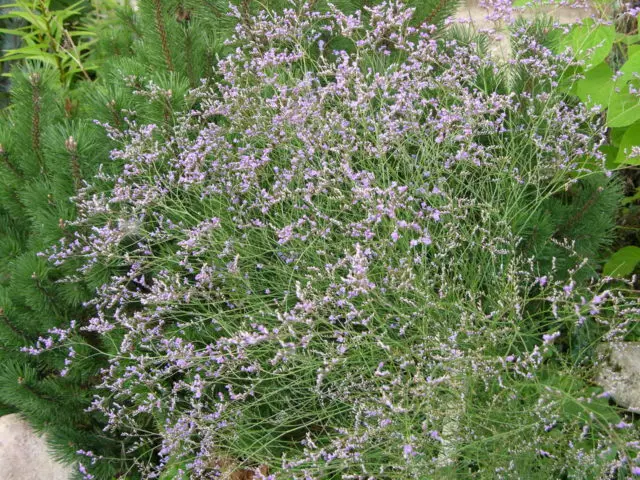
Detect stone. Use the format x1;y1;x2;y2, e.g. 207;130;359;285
207;456;270;479
0;414;72;480
595;342;640;412
454;0;596;60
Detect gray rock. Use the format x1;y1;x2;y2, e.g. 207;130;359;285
595;342;640;412
0;414;73;480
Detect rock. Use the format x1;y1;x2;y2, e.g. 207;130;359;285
595;342;640;412
454;0;595;60
208;456;270;479
0;414;72;480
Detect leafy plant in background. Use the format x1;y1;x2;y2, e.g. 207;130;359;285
551;2;640;277
33;2;639;478
0;0;18;105
0;0;233;477
0;0;97;87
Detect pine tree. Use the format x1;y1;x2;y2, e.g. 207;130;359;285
0;65;135;479
0;1;464;478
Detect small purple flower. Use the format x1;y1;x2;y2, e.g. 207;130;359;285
563;281;575;296
542;331;561;345
615;421;632;429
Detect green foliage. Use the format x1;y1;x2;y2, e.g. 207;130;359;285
575;60;614;107
560;19;616;69
606;51;640;128
561;13;640;133
0;0;96;87
1;0;626;477
544;5;640;277
604;245;640;276
516;174;622;280
616;121;640;165
42;4;637;476
0;65;135;478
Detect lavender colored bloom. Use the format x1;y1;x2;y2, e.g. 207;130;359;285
38;2;639;478
403;444;416;458
542;331;561;345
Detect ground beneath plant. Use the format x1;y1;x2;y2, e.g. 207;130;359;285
0;414;72;480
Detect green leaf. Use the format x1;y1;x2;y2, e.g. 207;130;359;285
616;33;640;45
610;128;626;147
67;30;97;37
598;145;619;170
603;246;640;277
1;10;48;32
607;90;640;127
0;27;32;37
615;122;640;165
605;52;640;127
561;20;615;70
616;51;640;85
575;62;613;107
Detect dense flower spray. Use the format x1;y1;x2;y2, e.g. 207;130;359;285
37;2;639;478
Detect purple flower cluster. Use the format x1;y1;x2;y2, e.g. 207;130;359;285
41;2;639;478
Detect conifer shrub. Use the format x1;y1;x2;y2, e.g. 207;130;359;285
0;0;237;476
28;1;640;479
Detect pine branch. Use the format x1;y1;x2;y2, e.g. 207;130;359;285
0;144;22;179
16;377;56;408
106;100;123;131
29;73;44;171
152;0;174;72
184;31;196;88
66;136;82;192
64;98;77;119
425;0;452;26
559;186;603;234
0;308;30;341
31;274;61;318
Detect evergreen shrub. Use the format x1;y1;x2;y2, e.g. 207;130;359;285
0;0;238;476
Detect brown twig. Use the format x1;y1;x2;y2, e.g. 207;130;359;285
66;136;82;191
29;73;43;171
425;0;451;26
153;0;174;71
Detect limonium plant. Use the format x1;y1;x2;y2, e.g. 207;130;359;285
33;2;639;478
